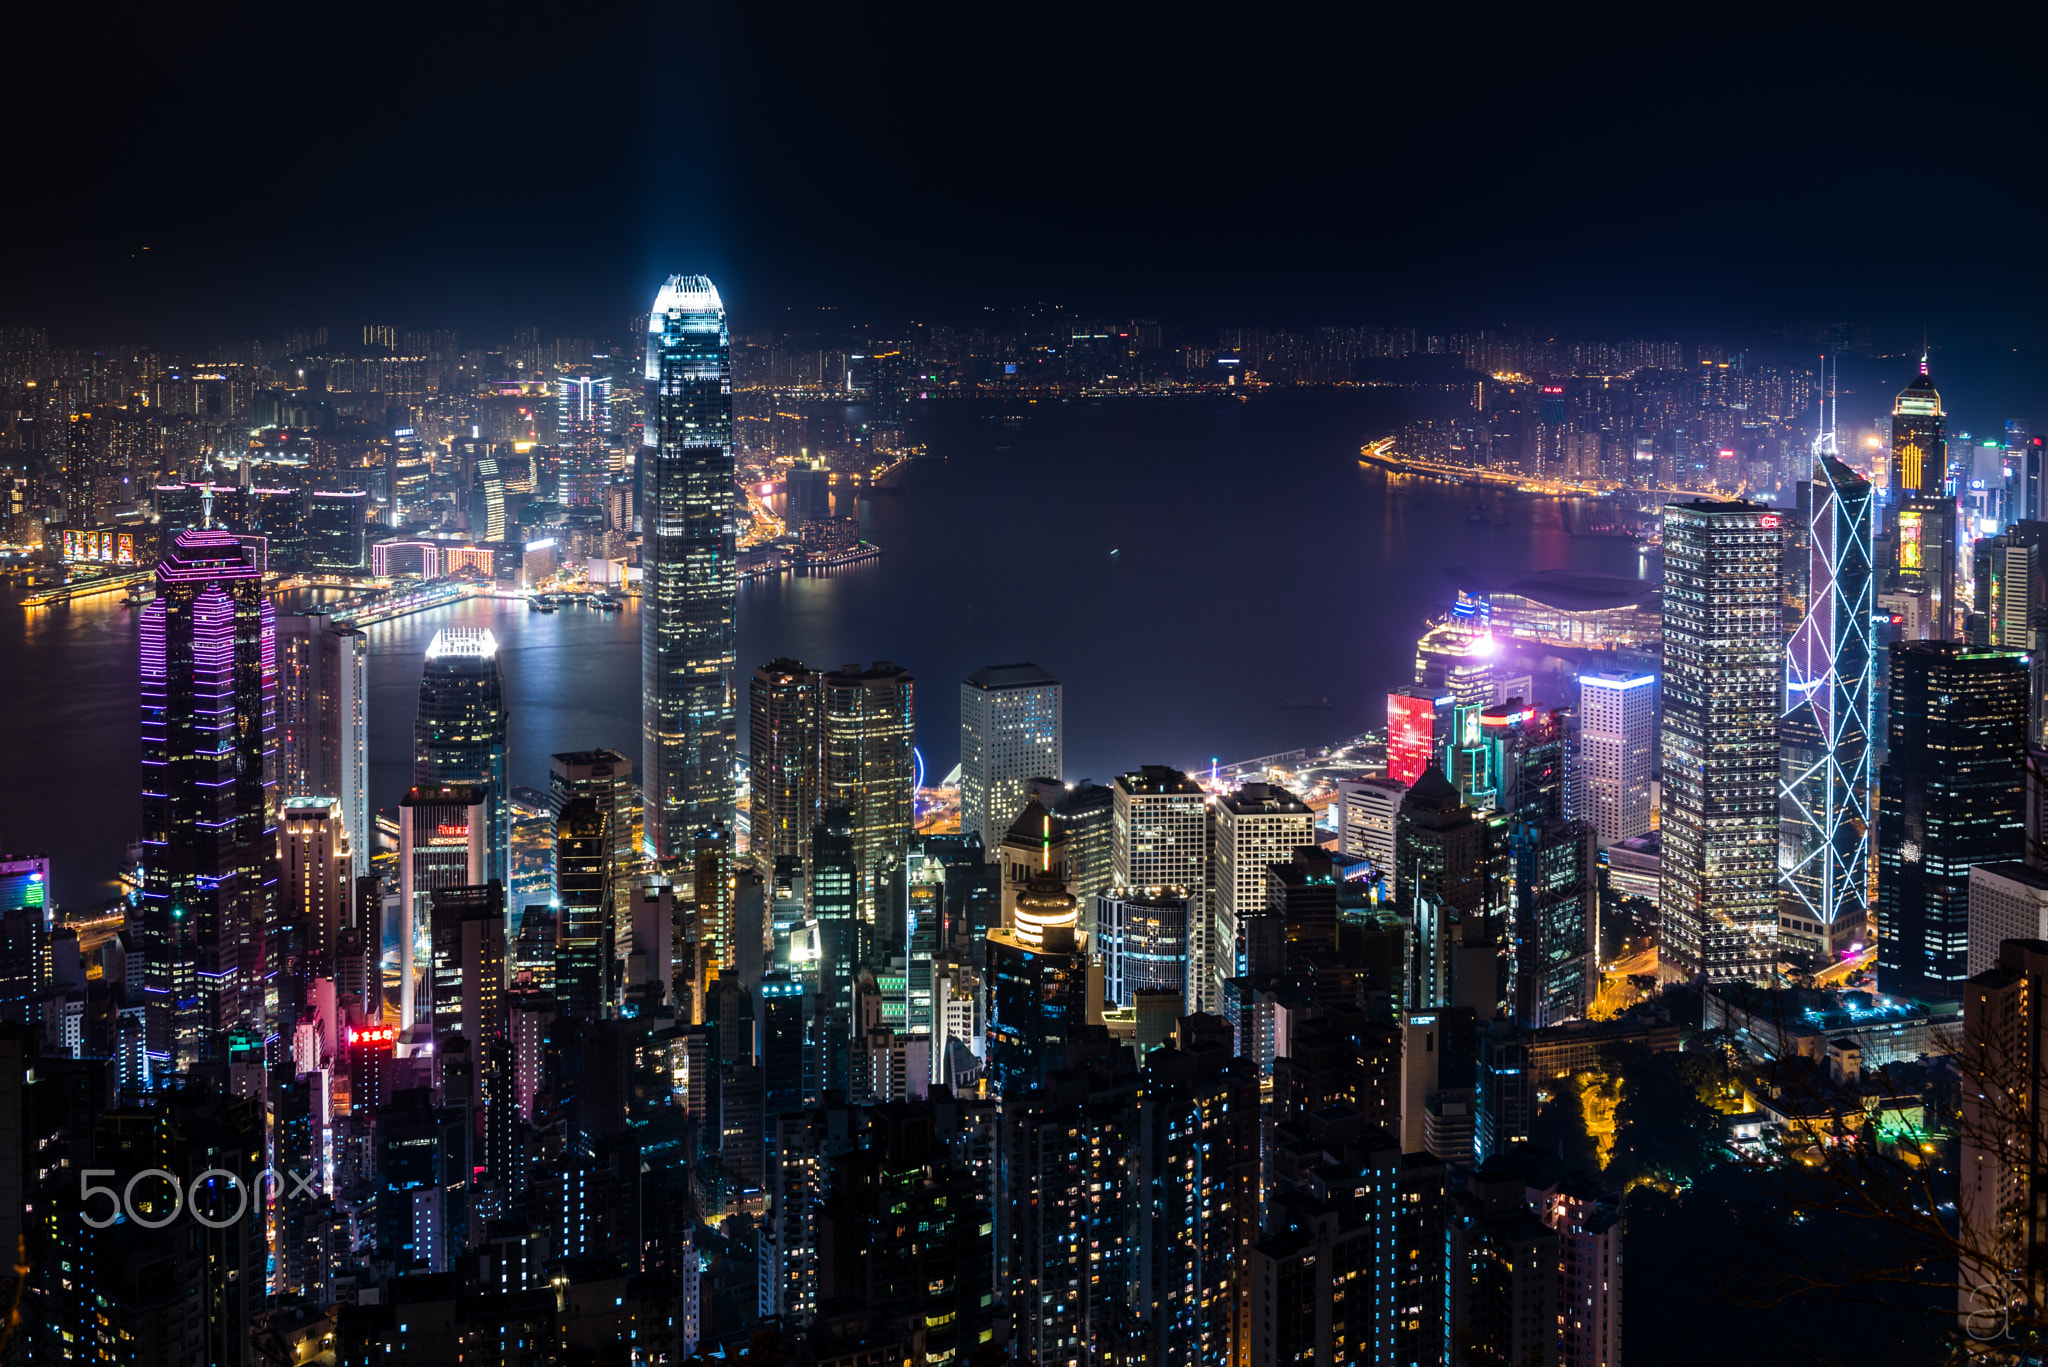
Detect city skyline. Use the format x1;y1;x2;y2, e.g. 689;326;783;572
8;6;2048;1360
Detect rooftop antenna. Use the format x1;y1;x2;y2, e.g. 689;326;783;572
198;445;217;529
1813;352;1839;459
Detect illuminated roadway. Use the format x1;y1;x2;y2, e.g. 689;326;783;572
1358;437;1744;503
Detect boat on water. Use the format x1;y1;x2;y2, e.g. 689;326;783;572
598;597;621;612
529;596;557;613
1274;697;1331;710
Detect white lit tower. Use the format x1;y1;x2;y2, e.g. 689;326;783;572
642;275;737;858
960;662;1063;856
556;370;613;509
1779;417;1876;957
1659;499;1783;983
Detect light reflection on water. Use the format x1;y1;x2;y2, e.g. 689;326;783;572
0;392;1645;906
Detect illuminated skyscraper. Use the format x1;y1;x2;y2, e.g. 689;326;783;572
556;371;613;508
555;797;615;1022
960;663;1063;856
474;449;508;544
1111;767;1208;947
413;628;509;887
818;661;916;919
1388;686;1454;787
749;659;820;866
1659;500;1783;984
1574;672;1655;847
1895;495;1960;640
278;613;368;877
305;489;368;570
139;527;278;1066
1779;455;1876;957
983;871;1097;1098
279;796;351;967
1210;783;1315;997
549;749;637;940
642;275;737;858
1877;642;2029;1002
399;784;486;1027
1889;356;1947;505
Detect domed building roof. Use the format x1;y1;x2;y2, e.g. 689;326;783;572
1013;871;1078;949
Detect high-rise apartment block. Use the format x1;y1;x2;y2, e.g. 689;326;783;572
1659;500;1782;984
643;275;737;857
1960;938;2048;1325
1575;671;1654;847
960;663;1062;856
554;796;615;1022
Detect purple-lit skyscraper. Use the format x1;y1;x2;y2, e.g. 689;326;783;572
140;526;278;1069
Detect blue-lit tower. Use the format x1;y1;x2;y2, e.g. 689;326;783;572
1779;453;1875;957
642;275;736;858
139;526;278;1069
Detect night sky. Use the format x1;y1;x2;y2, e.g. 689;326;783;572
9;4;2044;349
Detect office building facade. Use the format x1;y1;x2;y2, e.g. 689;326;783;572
399;784;487;1028
1878;643;2029;1002
1659;500;1782;983
305;489;368;571
278;612;369;877
818;661;915;918
1779;455;1876;956
548;749;637;938
1388;686;1455;788
642;275;738;858
1889;360;1947;507
749;658;819;866
1575;671;1655;847
1210;784;1315;1002
960;663;1063;856
413;628;510;887
139;526;278;1066
556;371;613;509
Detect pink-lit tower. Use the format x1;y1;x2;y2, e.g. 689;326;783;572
140;526;278;1070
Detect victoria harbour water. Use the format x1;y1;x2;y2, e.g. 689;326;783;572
0;390;1645;908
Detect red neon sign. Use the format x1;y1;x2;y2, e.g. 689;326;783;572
435;823;469;839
